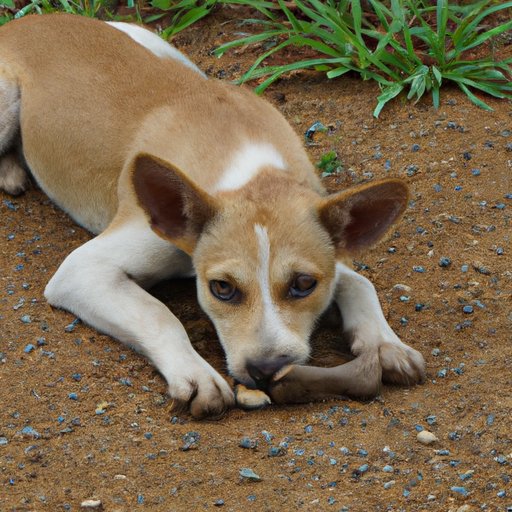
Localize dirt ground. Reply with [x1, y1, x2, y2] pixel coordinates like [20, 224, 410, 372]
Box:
[1, 7, 511, 512]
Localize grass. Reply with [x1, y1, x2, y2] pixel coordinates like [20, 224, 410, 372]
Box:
[1, 0, 510, 115]
[215, 0, 512, 116]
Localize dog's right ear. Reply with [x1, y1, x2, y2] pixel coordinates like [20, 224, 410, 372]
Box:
[132, 153, 218, 254]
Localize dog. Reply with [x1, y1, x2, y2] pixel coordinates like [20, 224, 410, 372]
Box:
[0, 14, 425, 418]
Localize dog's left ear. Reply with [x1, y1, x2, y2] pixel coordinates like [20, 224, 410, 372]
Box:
[318, 178, 409, 255]
[132, 153, 218, 254]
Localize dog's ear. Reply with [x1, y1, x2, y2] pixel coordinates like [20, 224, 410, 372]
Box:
[318, 179, 409, 255]
[132, 153, 218, 254]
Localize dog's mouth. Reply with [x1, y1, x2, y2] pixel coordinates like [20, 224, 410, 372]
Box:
[235, 364, 295, 391]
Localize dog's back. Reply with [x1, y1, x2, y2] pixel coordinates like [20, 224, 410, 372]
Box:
[0, 14, 320, 233]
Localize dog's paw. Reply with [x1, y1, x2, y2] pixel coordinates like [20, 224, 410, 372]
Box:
[0, 154, 29, 196]
[379, 341, 425, 386]
[166, 363, 235, 420]
[350, 329, 425, 388]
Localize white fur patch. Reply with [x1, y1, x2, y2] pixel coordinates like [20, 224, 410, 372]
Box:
[215, 143, 286, 192]
[106, 22, 206, 77]
[254, 224, 290, 343]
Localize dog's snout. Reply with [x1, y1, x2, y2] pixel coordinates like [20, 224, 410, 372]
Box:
[246, 355, 295, 384]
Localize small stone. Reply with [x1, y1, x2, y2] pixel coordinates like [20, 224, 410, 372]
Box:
[425, 415, 437, 425]
[95, 401, 109, 415]
[80, 499, 102, 509]
[181, 431, 200, 451]
[462, 305, 474, 314]
[0, 437, 8, 446]
[20, 315, 31, 324]
[24, 344, 35, 353]
[471, 168, 481, 176]
[459, 470, 474, 481]
[20, 426, 40, 439]
[268, 446, 286, 457]
[214, 499, 225, 507]
[417, 430, 438, 445]
[68, 393, 78, 400]
[472, 261, 491, 275]
[239, 437, 258, 449]
[451, 486, 469, 497]
[239, 468, 262, 482]
[383, 465, 393, 473]
[413, 265, 425, 273]
[64, 318, 80, 332]
[439, 257, 451, 267]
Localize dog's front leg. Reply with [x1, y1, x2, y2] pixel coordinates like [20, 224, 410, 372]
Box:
[333, 261, 425, 394]
[44, 224, 234, 419]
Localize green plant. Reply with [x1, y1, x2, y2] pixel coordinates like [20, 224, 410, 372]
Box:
[215, 0, 512, 116]
[147, 0, 215, 38]
[0, 0, 122, 21]
[316, 150, 343, 176]
[147, 0, 276, 39]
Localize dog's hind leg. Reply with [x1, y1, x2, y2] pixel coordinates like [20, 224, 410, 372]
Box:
[0, 71, 28, 195]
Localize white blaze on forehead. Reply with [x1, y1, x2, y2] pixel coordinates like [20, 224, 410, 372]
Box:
[254, 224, 290, 342]
[106, 22, 206, 77]
[215, 143, 286, 192]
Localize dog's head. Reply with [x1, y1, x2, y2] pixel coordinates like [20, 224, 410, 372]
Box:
[132, 154, 408, 387]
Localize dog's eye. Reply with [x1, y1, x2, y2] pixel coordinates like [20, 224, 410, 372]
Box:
[209, 280, 239, 302]
[289, 274, 317, 298]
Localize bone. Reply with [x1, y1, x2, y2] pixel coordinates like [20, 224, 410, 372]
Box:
[268, 351, 383, 404]
[234, 383, 272, 410]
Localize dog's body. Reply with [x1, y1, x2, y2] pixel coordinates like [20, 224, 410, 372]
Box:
[0, 14, 424, 418]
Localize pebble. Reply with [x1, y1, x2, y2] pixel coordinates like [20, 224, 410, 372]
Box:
[451, 486, 469, 497]
[24, 344, 35, 353]
[80, 499, 102, 509]
[20, 315, 31, 324]
[239, 437, 258, 449]
[0, 437, 8, 446]
[425, 415, 437, 426]
[181, 431, 200, 451]
[64, 318, 80, 332]
[417, 430, 438, 445]
[459, 470, 474, 481]
[413, 265, 425, 273]
[239, 468, 262, 482]
[268, 446, 286, 457]
[439, 257, 451, 267]
[462, 305, 474, 314]
[20, 426, 40, 439]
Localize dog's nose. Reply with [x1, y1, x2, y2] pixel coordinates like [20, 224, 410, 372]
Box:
[246, 356, 294, 384]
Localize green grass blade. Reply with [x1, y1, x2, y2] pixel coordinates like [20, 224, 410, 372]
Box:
[374, 82, 403, 117]
[215, 29, 288, 57]
[456, 82, 493, 110]
[458, 20, 512, 53]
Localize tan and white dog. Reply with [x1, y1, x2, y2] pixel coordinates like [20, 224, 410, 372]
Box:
[0, 14, 424, 418]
